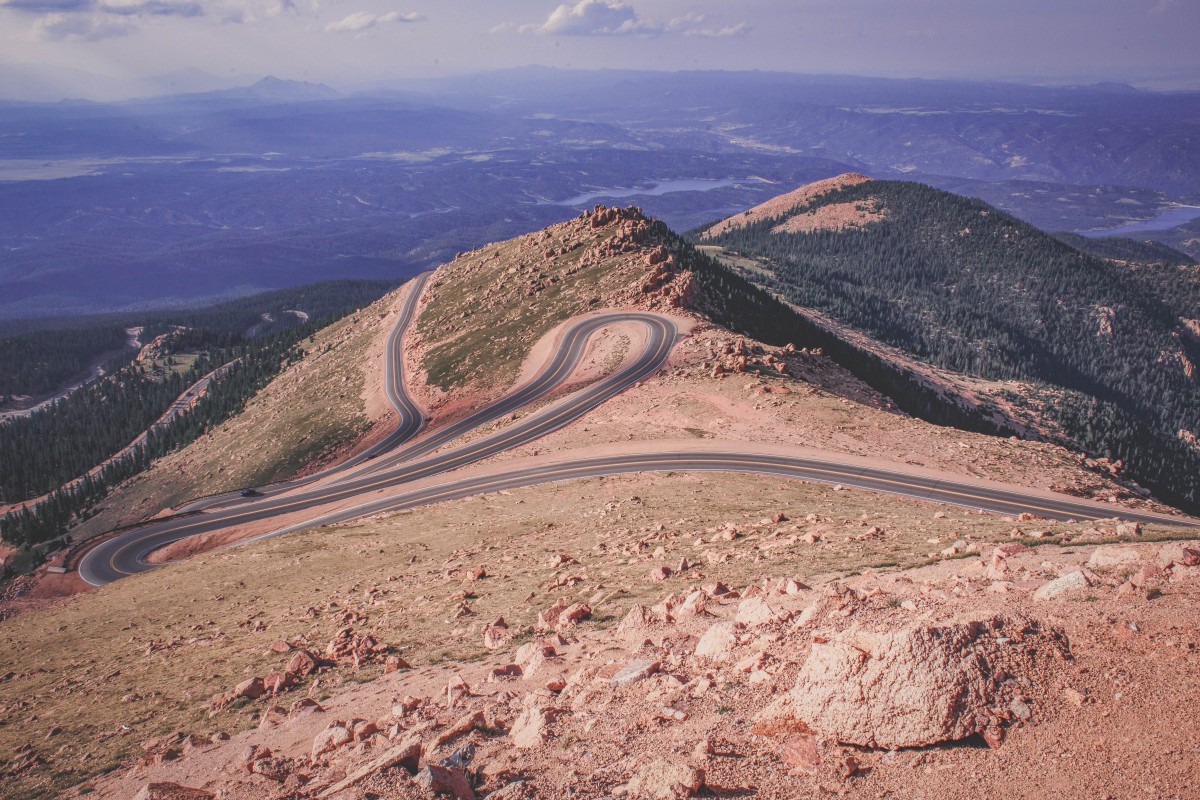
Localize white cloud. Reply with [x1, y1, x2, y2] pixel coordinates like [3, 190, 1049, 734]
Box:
[532, 0, 645, 35]
[1, 0, 95, 11]
[664, 14, 748, 38]
[2, 0, 203, 13]
[32, 9, 135, 39]
[324, 9, 424, 33]
[518, 1, 747, 38]
[102, 0, 202, 16]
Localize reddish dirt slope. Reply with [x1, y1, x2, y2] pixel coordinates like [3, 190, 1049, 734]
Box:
[702, 173, 873, 238]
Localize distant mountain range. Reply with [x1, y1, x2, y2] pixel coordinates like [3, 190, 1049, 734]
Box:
[179, 76, 341, 104]
[2, 69, 1199, 318]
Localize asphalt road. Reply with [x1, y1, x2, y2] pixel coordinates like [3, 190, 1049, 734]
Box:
[173, 271, 432, 513]
[78, 299, 1199, 587]
[254, 450, 1200, 541]
[78, 311, 678, 585]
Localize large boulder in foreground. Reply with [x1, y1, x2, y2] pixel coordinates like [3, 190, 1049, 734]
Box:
[760, 615, 1067, 749]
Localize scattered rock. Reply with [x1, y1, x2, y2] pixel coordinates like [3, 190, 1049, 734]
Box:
[483, 618, 511, 649]
[559, 602, 591, 628]
[695, 621, 736, 661]
[235, 677, 266, 700]
[617, 604, 657, 640]
[837, 753, 861, 779]
[311, 724, 352, 759]
[416, 763, 476, 800]
[627, 759, 706, 798]
[1130, 563, 1164, 587]
[1009, 697, 1032, 721]
[1115, 522, 1142, 537]
[488, 664, 523, 682]
[1086, 546, 1142, 570]
[779, 732, 821, 772]
[1158, 542, 1200, 568]
[1034, 571, 1091, 600]
[612, 659, 660, 687]
[647, 565, 673, 582]
[318, 735, 423, 797]
[262, 671, 293, 695]
[511, 706, 556, 749]
[286, 650, 319, 677]
[735, 596, 778, 627]
[290, 697, 324, 716]
[982, 721, 1005, 749]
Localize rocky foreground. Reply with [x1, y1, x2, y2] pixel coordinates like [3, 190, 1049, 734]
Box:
[86, 536, 1200, 800]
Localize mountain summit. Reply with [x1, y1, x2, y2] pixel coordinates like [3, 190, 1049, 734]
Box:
[209, 75, 341, 103]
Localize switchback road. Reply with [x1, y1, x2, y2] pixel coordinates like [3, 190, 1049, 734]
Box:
[79, 289, 1199, 586]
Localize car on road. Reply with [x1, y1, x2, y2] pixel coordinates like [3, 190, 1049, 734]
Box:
[240, 488, 260, 497]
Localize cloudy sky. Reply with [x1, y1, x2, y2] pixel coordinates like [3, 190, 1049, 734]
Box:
[1, 0, 1198, 95]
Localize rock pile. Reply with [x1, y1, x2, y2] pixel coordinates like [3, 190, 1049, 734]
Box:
[84, 539, 1200, 800]
[210, 627, 400, 714]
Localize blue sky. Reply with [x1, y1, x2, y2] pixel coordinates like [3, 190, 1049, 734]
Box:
[1, 0, 1198, 95]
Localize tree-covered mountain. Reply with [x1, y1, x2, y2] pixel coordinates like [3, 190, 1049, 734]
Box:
[696, 177, 1200, 511]
[0, 279, 397, 403]
[1052, 232, 1196, 267]
[0, 279, 399, 528]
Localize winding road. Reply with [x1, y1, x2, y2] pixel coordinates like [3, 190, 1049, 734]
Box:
[79, 278, 1200, 586]
[174, 272, 433, 513]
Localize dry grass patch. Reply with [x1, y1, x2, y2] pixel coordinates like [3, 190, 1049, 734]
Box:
[70, 292, 402, 539]
[413, 209, 664, 398]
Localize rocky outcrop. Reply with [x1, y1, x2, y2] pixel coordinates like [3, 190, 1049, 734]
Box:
[1034, 571, 1091, 600]
[626, 759, 706, 798]
[762, 615, 1068, 748]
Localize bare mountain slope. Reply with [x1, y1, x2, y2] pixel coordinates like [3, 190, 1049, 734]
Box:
[65, 285, 417, 543]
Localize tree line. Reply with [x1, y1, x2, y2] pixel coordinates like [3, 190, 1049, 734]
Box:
[698, 180, 1200, 512]
[0, 279, 399, 549]
[0, 279, 399, 399]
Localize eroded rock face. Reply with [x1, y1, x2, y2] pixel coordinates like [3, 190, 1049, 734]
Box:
[767, 616, 1067, 749]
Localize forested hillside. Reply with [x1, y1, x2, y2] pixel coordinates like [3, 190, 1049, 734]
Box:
[698, 179, 1200, 511]
[0, 279, 401, 547]
[0, 325, 131, 401]
[1053, 232, 1197, 268]
[0, 279, 397, 402]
